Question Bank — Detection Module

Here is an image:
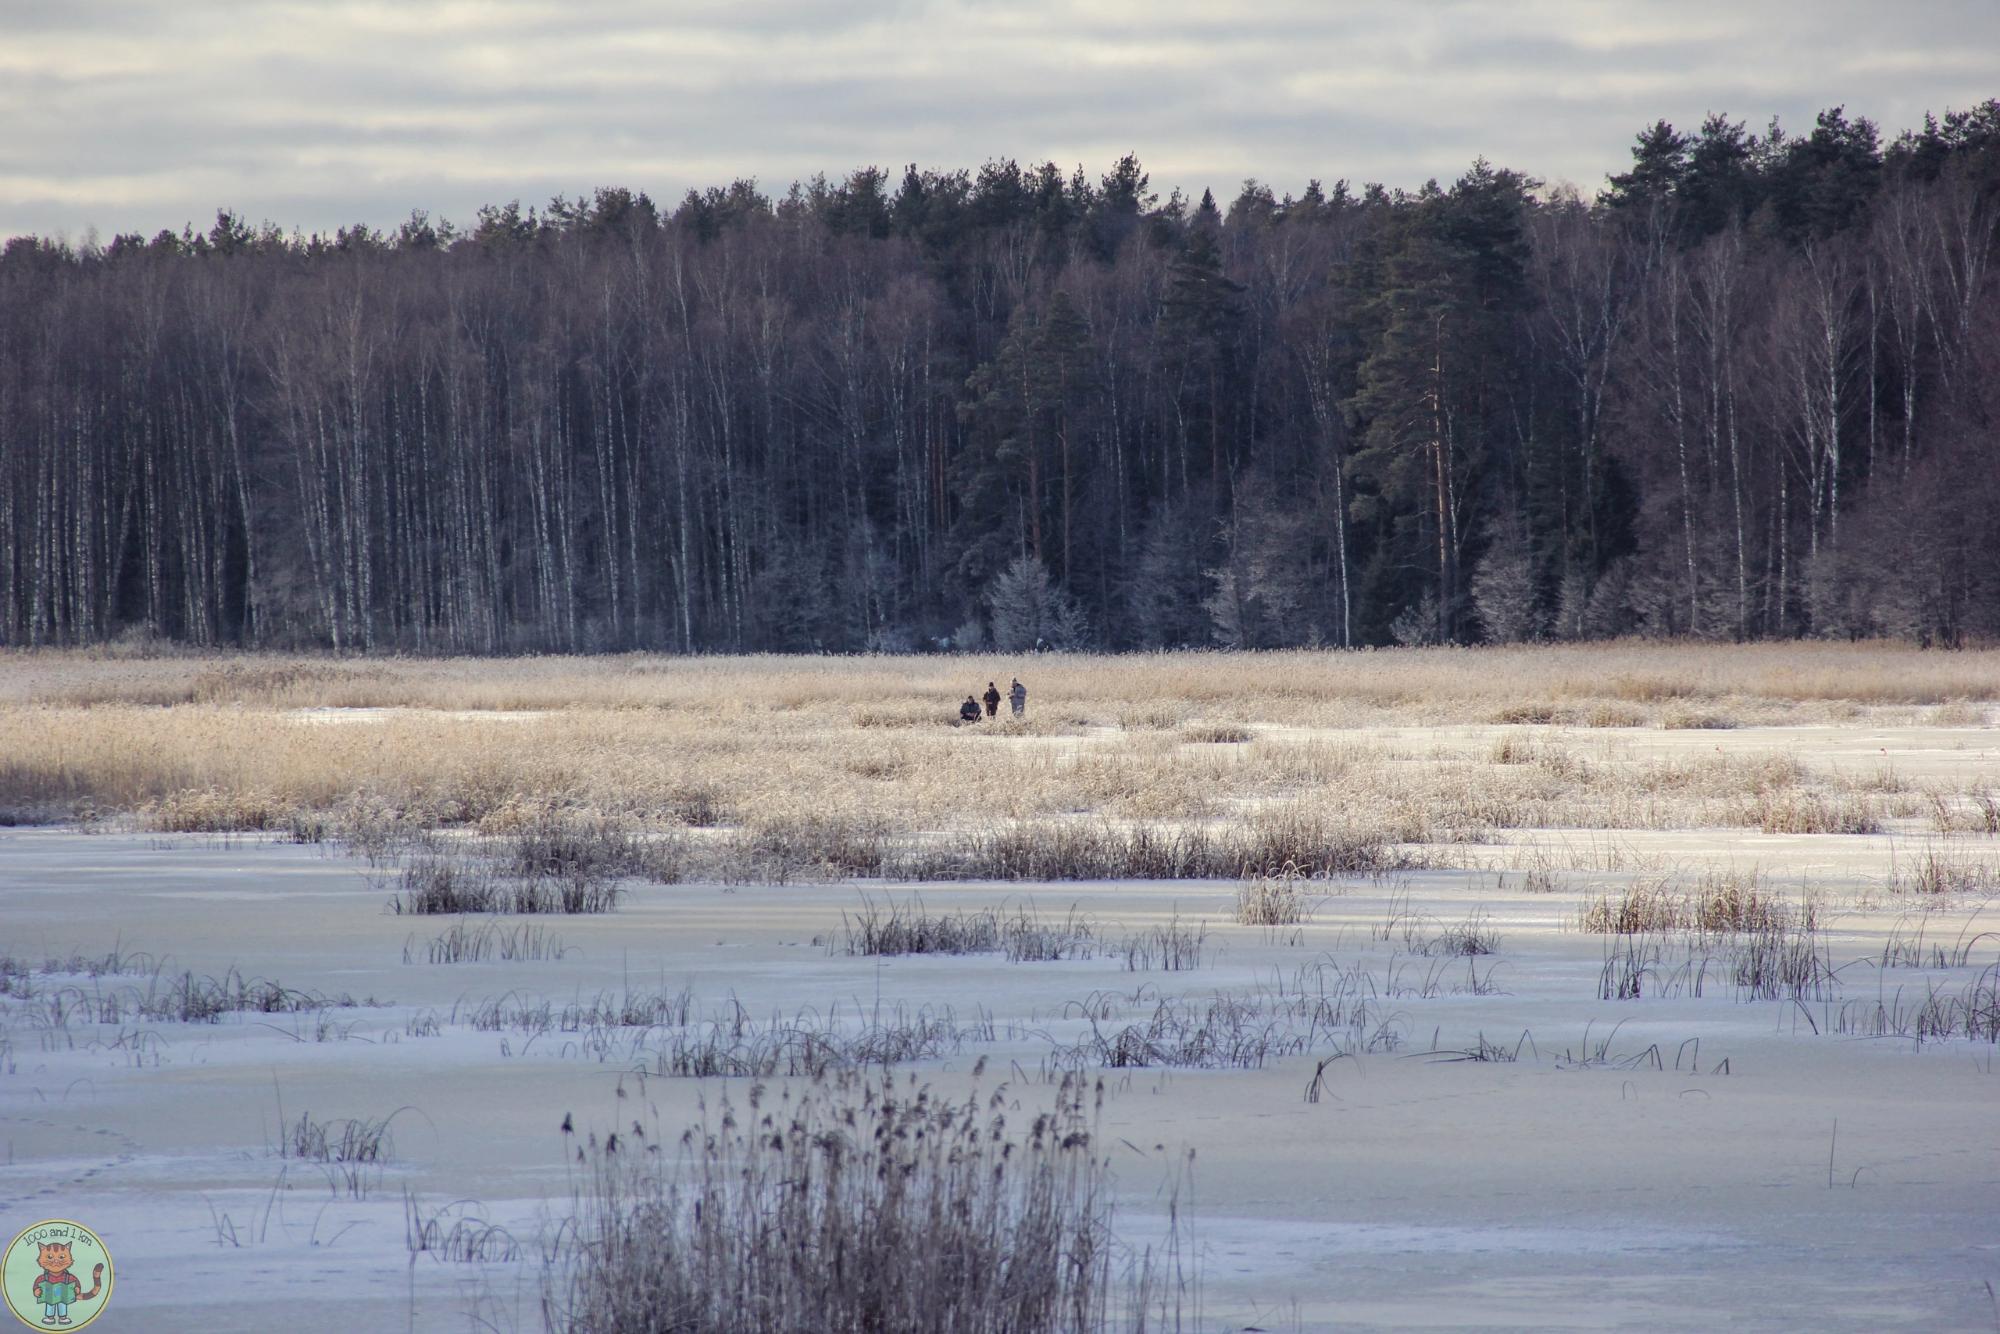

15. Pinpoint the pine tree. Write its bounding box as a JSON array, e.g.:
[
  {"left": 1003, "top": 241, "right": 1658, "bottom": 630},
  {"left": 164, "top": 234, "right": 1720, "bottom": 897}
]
[{"left": 987, "top": 555, "right": 1089, "bottom": 651}]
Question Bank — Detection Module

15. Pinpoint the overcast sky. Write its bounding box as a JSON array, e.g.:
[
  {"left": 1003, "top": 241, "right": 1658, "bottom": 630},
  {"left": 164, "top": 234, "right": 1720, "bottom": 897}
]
[{"left": 3, "top": 0, "right": 1994, "bottom": 242}]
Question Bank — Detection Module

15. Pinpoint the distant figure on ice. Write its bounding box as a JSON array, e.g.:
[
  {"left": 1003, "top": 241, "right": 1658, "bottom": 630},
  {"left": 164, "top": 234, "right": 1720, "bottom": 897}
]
[
  {"left": 983, "top": 682, "right": 1001, "bottom": 718},
  {"left": 959, "top": 695, "right": 982, "bottom": 724},
  {"left": 1009, "top": 678, "right": 1027, "bottom": 718}
]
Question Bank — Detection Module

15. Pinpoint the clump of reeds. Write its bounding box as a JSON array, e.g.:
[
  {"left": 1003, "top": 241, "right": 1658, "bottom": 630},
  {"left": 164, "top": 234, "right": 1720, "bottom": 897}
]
[
  {"left": 1889, "top": 843, "right": 2000, "bottom": 896},
  {"left": 0, "top": 948, "right": 159, "bottom": 1005},
  {"left": 1969, "top": 790, "right": 2000, "bottom": 835},
  {"left": 1687, "top": 871, "right": 1791, "bottom": 932},
  {"left": 1755, "top": 791, "right": 1880, "bottom": 835},
  {"left": 31, "top": 946, "right": 158, "bottom": 979},
  {"left": 653, "top": 1004, "right": 988, "bottom": 1078},
  {"left": 1596, "top": 937, "right": 1719, "bottom": 1001},
  {"left": 1370, "top": 891, "right": 1503, "bottom": 958},
  {"left": 1116, "top": 916, "right": 1209, "bottom": 971},
  {"left": 1002, "top": 905, "right": 1098, "bottom": 961},
  {"left": 841, "top": 896, "right": 1096, "bottom": 962},
  {"left": 155, "top": 969, "right": 323, "bottom": 1021},
  {"left": 1926, "top": 786, "right": 2000, "bottom": 836},
  {"left": 1659, "top": 706, "right": 1736, "bottom": 730},
  {"left": 1554, "top": 1020, "right": 1688, "bottom": 1071},
  {"left": 1429, "top": 1030, "right": 1534, "bottom": 1062},
  {"left": 281, "top": 1108, "right": 402, "bottom": 1198},
  {"left": 1576, "top": 871, "right": 1789, "bottom": 935},
  {"left": 1421, "top": 912, "right": 1502, "bottom": 957},
  {"left": 1181, "top": 721, "right": 1253, "bottom": 744},
  {"left": 1487, "top": 702, "right": 1558, "bottom": 725},
  {"left": 392, "top": 854, "right": 503, "bottom": 914},
  {"left": 1235, "top": 861, "right": 1312, "bottom": 926},
  {"left": 1057, "top": 971, "right": 1399, "bottom": 1072},
  {"left": 1877, "top": 910, "right": 1996, "bottom": 969},
  {"left": 466, "top": 986, "right": 696, "bottom": 1038},
  {"left": 542, "top": 1067, "right": 1172, "bottom": 1333},
  {"left": 1732, "top": 917, "right": 1836, "bottom": 1002},
  {"left": 1833, "top": 963, "right": 2000, "bottom": 1044},
  {"left": 1241, "top": 806, "right": 1412, "bottom": 876},
  {"left": 891, "top": 822, "right": 1161, "bottom": 881},
  {"left": 893, "top": 810, "right": 1407, "bottom": 884},
  {"left": 841, "top": 894, "right": 1002, "bottom": 956},
  {"left": 403, "top": 919, "right": 569, "bottom": 965},
  {"left": 404, "top": 1193, "right": 519, "bottom": 1264},
  {"left": 33, "top": 966, "right": 366, "bottom": 1025},
  {"left": 388, "top": 831, "right": 638, "bottom": 914},
  {"left": 1486, "top": 734, "right": 1590, "bottom": 778},
  {"left": 505, "top": 873, "right": 625, "bottom": 915},
  {"left": 1069, "top": 993, "right": 1304, "bottom": 1070},
  {"left": 722, "top": 811, "right": 890, "bottom": 884},
  {"left": 1576, "top": 879, "right": 1680, "bottom": 934},
  {"left": 497, "top": 807, "right": 683, "bottom": 883}
]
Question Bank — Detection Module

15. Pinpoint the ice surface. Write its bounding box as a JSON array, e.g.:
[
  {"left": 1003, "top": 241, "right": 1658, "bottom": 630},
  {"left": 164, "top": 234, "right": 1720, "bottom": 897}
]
[{"left": 3, "top": 737, "right": 1998, "bottom": 1334}]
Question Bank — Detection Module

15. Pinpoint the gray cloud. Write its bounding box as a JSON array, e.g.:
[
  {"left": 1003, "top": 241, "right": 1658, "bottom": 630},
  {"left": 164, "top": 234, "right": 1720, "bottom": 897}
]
[{"left": 3, "top": 0, "right": 1994, "bottom": 239}]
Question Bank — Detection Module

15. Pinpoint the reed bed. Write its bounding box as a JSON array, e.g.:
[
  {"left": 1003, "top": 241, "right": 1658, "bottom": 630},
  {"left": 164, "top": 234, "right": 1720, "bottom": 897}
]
[
  {"left": 0, "top": 701, "right": 1942, "bottom": 842},
  {"left": 542, "top": 1067, "right": 1177, "bottom": 1333},
  {"left": 1575, "top": 871, "right": 1796, "bottom": 935},
  {"left": 3, "top": 643, "right": 1996, "bottom": 885},
  {"left": 1235, "top": 861, "right": 1315, "bottom": 926},
  {"left": 9, "top": 641, "right": 1997, "bottom": 715}
]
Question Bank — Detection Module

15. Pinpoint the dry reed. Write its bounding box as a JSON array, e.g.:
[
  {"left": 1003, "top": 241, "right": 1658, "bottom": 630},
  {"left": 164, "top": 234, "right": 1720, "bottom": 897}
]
[
  {"left": 542, "top": 1067, "right": 1175, "bottom": 1333},
  {"left": 4, "top": 643, "right": 1995, "bottom": 885}
]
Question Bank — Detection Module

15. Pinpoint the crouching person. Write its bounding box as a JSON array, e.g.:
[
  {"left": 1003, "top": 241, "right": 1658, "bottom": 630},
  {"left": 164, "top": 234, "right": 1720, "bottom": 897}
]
[{"left": 959, "top": 695, "right": 982, "bottom": 724}]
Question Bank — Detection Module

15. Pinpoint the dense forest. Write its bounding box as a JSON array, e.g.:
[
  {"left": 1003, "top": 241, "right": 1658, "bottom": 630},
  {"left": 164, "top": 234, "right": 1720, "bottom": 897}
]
[{"left": 2, "top": 102, "right": 1997, "bottom": 653}]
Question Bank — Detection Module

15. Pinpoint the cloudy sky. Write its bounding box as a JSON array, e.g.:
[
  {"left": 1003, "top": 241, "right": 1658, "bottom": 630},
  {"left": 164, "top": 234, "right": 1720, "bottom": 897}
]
[{"left": 3, "top": 0, "right": 1994, "bottom": 241}]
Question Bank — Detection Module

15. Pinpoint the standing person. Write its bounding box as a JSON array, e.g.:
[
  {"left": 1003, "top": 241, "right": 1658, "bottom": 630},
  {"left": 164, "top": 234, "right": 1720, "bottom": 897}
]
[
  {"left": 1009, "top": 677, "right": 1027, "bottom": 718},
  {"left": 983, "top": 681, "right": 1001, "bottom": 719},
  {"left": 959, "top": 695, "right": 982, "bottom": 724}
]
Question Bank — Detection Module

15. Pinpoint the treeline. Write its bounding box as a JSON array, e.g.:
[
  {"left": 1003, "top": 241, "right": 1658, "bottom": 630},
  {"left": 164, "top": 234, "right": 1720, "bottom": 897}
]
[{"left": 2, "top": 103, "right": 1997, "bottom": 652}]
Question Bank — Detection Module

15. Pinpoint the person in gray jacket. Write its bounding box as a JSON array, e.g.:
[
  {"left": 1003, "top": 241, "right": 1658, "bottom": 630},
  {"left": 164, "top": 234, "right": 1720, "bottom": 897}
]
[{"left": 1009, "top": 678, "right": 1027, "bottom": 718}]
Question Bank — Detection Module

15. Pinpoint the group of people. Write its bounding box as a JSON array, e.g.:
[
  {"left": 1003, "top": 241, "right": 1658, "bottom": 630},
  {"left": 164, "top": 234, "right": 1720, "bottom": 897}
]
[{"left": 959, "top": 678, "right": 1027, "bottom": 723}]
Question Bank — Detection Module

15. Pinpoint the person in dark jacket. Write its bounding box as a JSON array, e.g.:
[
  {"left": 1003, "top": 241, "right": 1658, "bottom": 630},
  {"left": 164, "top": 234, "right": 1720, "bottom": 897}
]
[
  {"left": 1009, "top": 678, "right": 1027, "bottom": 718},
  {"left": 959, "top": 695, "right": 982, "bottom": 724},
  {"left": 983, "top": 682, "right": 1001, "bottom": 718}
]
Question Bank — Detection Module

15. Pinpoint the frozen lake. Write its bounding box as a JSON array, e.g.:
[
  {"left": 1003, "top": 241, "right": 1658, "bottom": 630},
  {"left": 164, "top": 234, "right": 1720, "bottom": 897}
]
[{"left": 3, "top": 824, "right": 1997, "bottom": 1331}]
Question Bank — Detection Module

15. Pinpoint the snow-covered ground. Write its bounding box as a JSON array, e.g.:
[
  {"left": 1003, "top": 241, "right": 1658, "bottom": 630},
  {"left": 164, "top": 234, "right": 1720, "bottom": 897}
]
[{"left": 3, "top": 723, "right": 1999, "bottom": 1332}]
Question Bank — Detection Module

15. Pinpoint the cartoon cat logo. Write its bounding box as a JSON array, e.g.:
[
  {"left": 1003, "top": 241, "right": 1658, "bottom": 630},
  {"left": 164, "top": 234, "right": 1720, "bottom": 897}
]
[{"left": 2, "top": 1222, "right": 112, "bottom": 1330}]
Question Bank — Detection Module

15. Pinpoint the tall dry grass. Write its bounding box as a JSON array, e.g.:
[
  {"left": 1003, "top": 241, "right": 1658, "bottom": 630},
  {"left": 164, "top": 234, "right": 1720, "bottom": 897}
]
[
  {"left": 1, "top": 643, "right": 1992, "bottom": 881},
  {"left": 7, "top": 640, "right": 1998, "bottom": 715}
]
